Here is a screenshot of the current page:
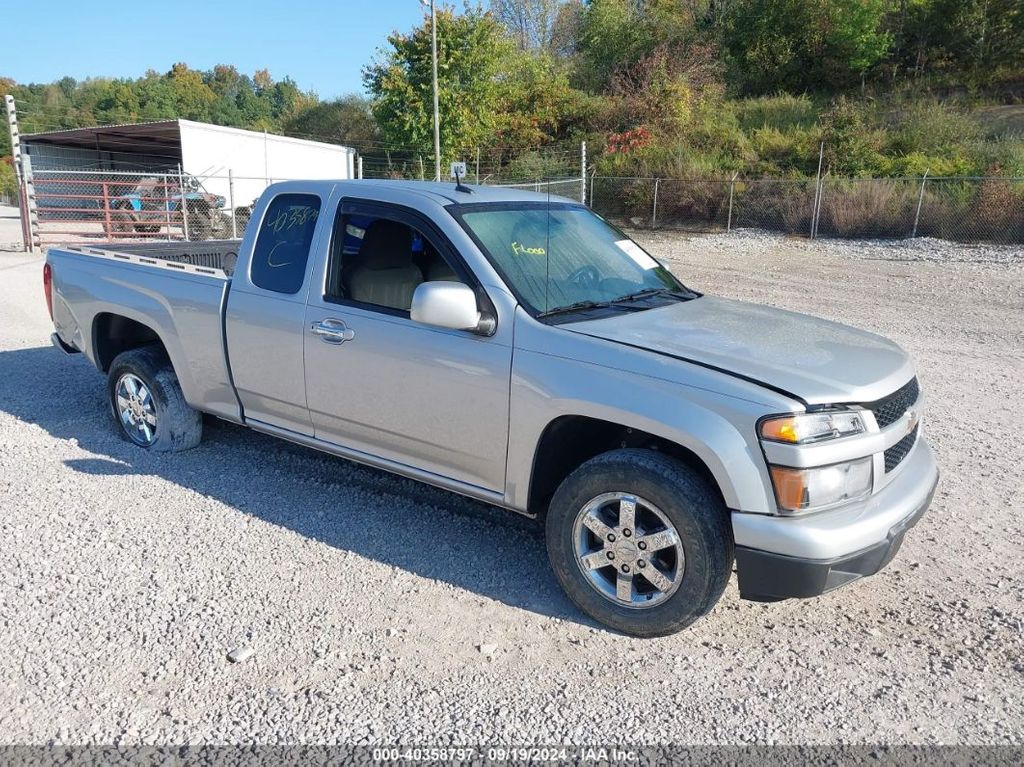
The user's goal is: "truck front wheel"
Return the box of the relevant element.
[107,346,202,452]
[546,449,733,637]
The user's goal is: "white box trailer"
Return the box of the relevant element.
[22,118,356,210]
[177,120,356,207]
[19,119,357,247]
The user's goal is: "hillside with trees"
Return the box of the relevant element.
[2,0,1023,201]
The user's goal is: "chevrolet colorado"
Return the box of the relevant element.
[45,180,938,636]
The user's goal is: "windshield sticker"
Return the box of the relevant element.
[346,223,366,239]
[615,239,658,270]
[511,240,546,256]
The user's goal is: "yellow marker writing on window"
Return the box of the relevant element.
[512,241,545,256]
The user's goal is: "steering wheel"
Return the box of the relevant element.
[567,265,600,291]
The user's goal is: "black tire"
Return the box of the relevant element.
[185,202,213,241]
[188,218,213,241]
[109,208,134,235]
[107,345,202,452]
[210,210,231,238]
[546,449,733,637]
[234,206,252,235]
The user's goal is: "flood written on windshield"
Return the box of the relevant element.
[455,203,693,316]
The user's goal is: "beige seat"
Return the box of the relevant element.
[348,220,423,311]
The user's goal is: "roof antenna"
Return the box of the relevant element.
[451,162,473,194]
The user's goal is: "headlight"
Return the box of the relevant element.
[760,411,865,444]
[769,458,873,514]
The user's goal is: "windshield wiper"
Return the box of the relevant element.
[612,287,695,304]
[537,299,629,318]
[537,288,697,319]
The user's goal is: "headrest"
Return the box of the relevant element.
[360,220,414,270]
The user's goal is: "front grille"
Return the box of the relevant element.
[885,424,919,473]
[865,377,920,429]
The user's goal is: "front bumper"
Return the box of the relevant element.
[732,437,938,601]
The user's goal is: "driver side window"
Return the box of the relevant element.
[325,208,466,314]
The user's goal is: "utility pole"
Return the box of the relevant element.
[423,0,441,182]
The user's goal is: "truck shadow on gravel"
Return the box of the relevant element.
[1,345,590,626]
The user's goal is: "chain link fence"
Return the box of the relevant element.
[23,169,271,247]
[589,175,1024,244]
[14,163,1023,249]
[357,143,587,187]
[20,166,588,248]
[491,178,583,200]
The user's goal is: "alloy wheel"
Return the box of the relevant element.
[572,492,685,609]
[115,373,158,446]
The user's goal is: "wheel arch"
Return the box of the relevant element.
[92,312,169,373]
[525,415,728,518]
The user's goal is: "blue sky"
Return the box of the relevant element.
[3,0,428,98]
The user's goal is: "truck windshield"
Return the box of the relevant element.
[456,203,690,317]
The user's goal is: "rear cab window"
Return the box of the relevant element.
[250,193,322,294]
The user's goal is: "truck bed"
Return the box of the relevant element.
[47,241,241,423]
[74,240,242,276]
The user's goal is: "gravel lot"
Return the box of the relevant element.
[0,228,1022,747]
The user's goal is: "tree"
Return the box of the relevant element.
[549,0,584,57]
[363,8,514,161]
[165,63,217,121]
[573,0,701,92]
[495,52,590,146]
[574,0,646,91]
[927,0,1024,79]
[721,0,891,93]
[490,0,563,50]
[97,81,141,123]
[284,95,380,148]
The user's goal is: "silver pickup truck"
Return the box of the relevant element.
[45,180,938,636]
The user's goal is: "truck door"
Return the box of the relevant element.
[302,199,512,492]
[226,191,327,436]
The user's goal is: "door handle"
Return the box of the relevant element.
[311,318,355,344]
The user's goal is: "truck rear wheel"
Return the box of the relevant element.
[546,449,733,637]
[107,346,202,452]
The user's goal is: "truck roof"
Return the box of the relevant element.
[266,179,581,208]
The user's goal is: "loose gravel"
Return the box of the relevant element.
[0,231,1022,746]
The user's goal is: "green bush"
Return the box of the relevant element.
[874,151,976,177]
[736,93,818,132]
[748,125,823,175]
[969,137,1024,177]
[883,101,982,156]
[0,160,17,201]
[818,98,886,176]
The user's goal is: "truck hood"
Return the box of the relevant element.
[568,296,914,405]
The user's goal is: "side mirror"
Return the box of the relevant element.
[411,281,485,332]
